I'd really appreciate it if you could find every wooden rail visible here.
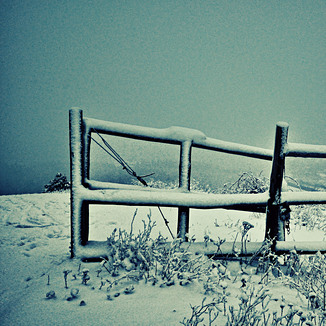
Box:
[69,108,326,259]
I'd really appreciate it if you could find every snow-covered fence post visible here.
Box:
[69,108,89,258]
[265,122,289,248]
[177,140,192,241]
[68,108,326,259]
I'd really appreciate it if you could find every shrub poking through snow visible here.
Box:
[81,269,90,285]
[70,288,79,299]
[104,210,158,275]
[63,270,72,288]
[231,220,254,260]
[292,204,326,234]
[179,245,326,325]
[221,171,268,194]
[180,297,222,326]
[42,208,326,325]
[101,205,326,323]
[280,251,326,311]
[133,172,269,195]
[182,283,326,325]
[40,173,325,323]
[43,173,70,192]
[102,211,213,292]
[45,290,56,299]
[123,285,135,295]
[226,285,271,325]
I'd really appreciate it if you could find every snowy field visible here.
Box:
[0,191,325,325]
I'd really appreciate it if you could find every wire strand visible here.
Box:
[89,130,174,239]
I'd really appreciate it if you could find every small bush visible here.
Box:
[102,211,212,289]
[43,173,70,193]
[221,172,268,194]
[291,204,326,234]
[134,172,268,195]
[281,251,326,311]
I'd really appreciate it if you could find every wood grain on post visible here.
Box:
[69,108,89,257]
[265,122,289,246]
[177,140,192,241]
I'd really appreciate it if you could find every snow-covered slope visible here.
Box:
[0,192,325,325]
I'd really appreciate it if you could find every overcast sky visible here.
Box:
[1,0,325,195]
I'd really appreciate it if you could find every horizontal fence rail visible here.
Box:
[84,117,274,160]
[80,188,270,209]
[286,143,326,158]
[69,108,326,259]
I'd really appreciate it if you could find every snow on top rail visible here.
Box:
[78,187,269,209]
[84,117,206,143]
[84,117,273,160]
[286,142,326,158]
[282,191,326,205]
[69,108,326,258]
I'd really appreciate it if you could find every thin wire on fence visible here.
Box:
[89,129,175,239]
[69,108,326,258]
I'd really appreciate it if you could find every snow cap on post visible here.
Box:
[276,121,289,128]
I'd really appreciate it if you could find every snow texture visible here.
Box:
[80,188,270,208]
[70,108,326,258]
[71,108,276,257]
[85,117,207,143]
[0,192,325,325]
[286,142,326,158]
[282,191,326,205]
[196,137,273,160]
[84,116,273,160]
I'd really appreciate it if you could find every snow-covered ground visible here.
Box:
[0,192,325,325]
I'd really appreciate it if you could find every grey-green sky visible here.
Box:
[1,0,325,195]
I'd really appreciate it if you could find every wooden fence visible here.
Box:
[69,108,326,259]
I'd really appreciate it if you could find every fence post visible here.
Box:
[84,124,91,180]
[265,122,289,248]
[69,108,89,257]
[177,140,192,241]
